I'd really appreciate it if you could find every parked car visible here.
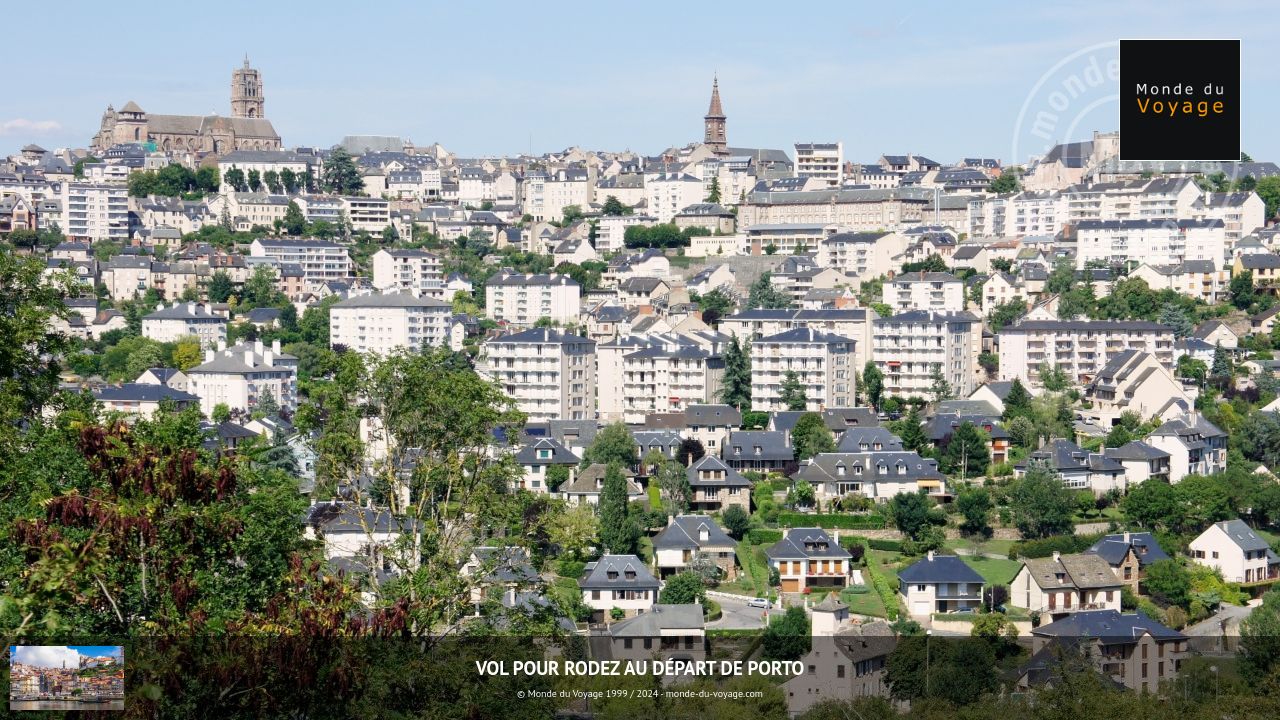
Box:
[747,597,772,610]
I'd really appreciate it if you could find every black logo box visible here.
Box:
[1119,39,1240,161]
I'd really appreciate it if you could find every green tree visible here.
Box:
[599,463,640,554]
[1231,270,1257,310]
[171,337,204,372]
[719,336,752,410]
[747,272,793,309]
[656,460,692,513]
[762,606,811,661]
[223,167,247,192]
[721,505,750,539]
[263,169,282,193]
[694,288,734,326]
[792,412,835,460]
[247,169,262,192]
[283,201,307,235]
[705,176,722,203]
[988,173,1020,193]
[241,265,282,308]
[1008,415,1038,449]
[956,487,993,538]
[928,366,953,403]
[322,147,364,194]
[659,571,707,605]
[280,167,298,193]
[1122,478,1180,531]
[988,298,1026,332]
[584,422,637,467]
[0,253,71,432]
[1211,343,1233,378]
[897,405,928,453]
[1239,410,1280,469]
[1241,588,1280,687]
[940,421,990,478]
[787,480,816,509]
[862,361,884,410]
[779,371,808,411]
[601,195,630,216]
[1158,303,1194,338]
[548,502,599,559]
[1010,463,1075,538]
[1003,378,1033,421]
[889,491,932,540]
[211,402,231,424]
[1256,176,1280,218]
[1143,559,1192,609]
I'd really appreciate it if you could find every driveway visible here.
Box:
[708,594,781,629]
[1183,603,1254,655]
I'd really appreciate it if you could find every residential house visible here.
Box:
[1144,412,1227,482]
[793,450,945,504]
[458,546,542,616]
[608,604,706,665]
[1084,350,1190,428]
[765,527,852,593]
[1086,532,1171,591]
[1103,441,1172,488]
[1016,439,1126,496]
[651,515,737,579]
[1020,610,1187,694]
[513,438,580,494]
[1010,552,1124,618]
[925,414,1011,465]
[684,404,742,454]
[303,501,420,601]
[1234,252,1280,293]
[685,455,751,513]
[93,383,200,419]
[783,603,894,715]
[721,430,795,475]
[579,555,660,621]
[558,463,644,506]
[135,367,189,392]
[1189,519,1280,584]
[898,551,985,616]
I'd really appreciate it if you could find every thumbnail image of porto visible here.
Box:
[9,645,124,711]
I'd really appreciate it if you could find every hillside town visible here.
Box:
[8,49,1280,720]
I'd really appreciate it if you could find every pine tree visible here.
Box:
[1157,303,1193,338]
[706,177,722,204]
[1003,378,1032,421]
[928,366,953,403]
[779,371,807,411]
[862,361,884,410]
[1211,342,1233,378]
[720,337,752,410]
[323,147,364,195]
[599,462,639,554]
[898,405,927,452]
[747,273,792,310]
[283,201,307,236]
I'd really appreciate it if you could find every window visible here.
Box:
[837,665,846,679]
[916,584,926,592]
[592,590,600,600]
[1212,551,1219,559]
[624,639,633,649]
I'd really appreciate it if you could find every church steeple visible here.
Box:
[704,75,727,155]
[231,57,265,119]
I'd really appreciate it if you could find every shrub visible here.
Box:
[557,559,586,579]
[610,607,625,620]
[1008,533,1102,560]
[748,528,783,545]
[868,538,904,553]
[776,512,887,529]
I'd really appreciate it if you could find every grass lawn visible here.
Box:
[638,536,654,564]
[944,536,1015,558]
[961,556,1022,585]
[718,539,771,597]
[840,586,888,617]
[648,485,661,510]
[550,577,579,606]
[1073,506,1125,524]
[666,253,696,268]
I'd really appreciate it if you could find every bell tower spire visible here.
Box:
[704,75,727,155]
[231,57,265,119]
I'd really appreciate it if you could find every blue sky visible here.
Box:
[3,1,1275,163]
[10,645,122,668]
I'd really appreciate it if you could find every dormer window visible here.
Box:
[537,449,551,459]
[897,463,906,475]
[836,463,846,476]
[854,465,863,475]
[624,570,636,579]
[754,445,762,455]
[877,464,887,475]
[607,570,619,580]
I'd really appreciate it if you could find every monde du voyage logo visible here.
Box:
[1120,39,1240,161]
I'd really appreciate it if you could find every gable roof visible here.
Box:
[764,528,852,560]
[608,604,704,637]
[578,554,660,589]
[1032,610,1183,644]
[898,554,984,584]
[1087,532,1170,567]
[686,455,752,487]
[651,515,736,550]
[1020,553,1121,591]
[514,438,580,466]
[1203,519,1272,552]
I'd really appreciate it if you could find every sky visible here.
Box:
[10,646,123,669]
[2,1,1276,164]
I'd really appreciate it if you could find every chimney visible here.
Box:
[272,339,281,353]
[927,550,934,562]
[244,350,254,367]
[255,339,264,354]
[217,339,227,351]
[1052,551,1061,562]
[1123,531,1131,544]
[186,302,196,315]
[832,529,840,544]
[156,303,164,311]
[204,350,214,363]
[667,514,675,527]
[263,350,275,367]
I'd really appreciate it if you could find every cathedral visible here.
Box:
[91,58,282,156]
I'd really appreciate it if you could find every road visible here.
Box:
[1183,603,1255,655]
[708,594,782,629]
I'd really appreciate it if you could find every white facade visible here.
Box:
[61,182,129,240]
[1075,219,1226,270]
[645,172,705,223]
[187,339,298,416]
[480,328,596,422]
[141,302,227,348]
[750,328,855,411]
[371,248,444,298]
[794,142,844,187]
[872,311,979,399]
[485,270,581,326]
[998,319,1175,389]
[249,238,353,284]
[329,292,451,355]
[885,272,965,313]
[1189,520,1280,584]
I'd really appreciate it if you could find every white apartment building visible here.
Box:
[619,337,725,424]
[738,186,942,233]
[292,194,343,226]
[187,339,298,416]
[751,328,855,411]
[485,270,581,326]
[595,214,658,254]
[1064,178,1201,224]
[141,302,227,348]
[217,150,315,193]
[522,168,590,223]
[61,182,128,240]
[249,238,353,285]
[1193,191,1265,247]
[998,318,1176,389]
[597,332,725,422]
[343,195,392,233]
[481,328,596,422]
[645,172,705,223]
[872,311,979,399]
[1075,218,1226,270]
[817,231,910,280]
[328,292,451,355]
[967,191,1065,238]
[794,142,844,187]
[885,272,965,313]
[370,248,444,298]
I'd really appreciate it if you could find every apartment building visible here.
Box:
[329,292,451,354]
[187,339,298,416]
[1023,611,1187,694]
[484,270,581,326]
[1063,177,1201,223]
[481,328,596,422]
[618,337,725,424]
[595,214,657,254]
[1145,412,1228,482]
[750,328,855,411]
[997,318,1175,389]
[141,302,227,348]
[1075,218,1226,270]
[817,231,910,280]
[249,237,353,285]
[61,182,128,240]
[885,272,965,313]
[794,142,844,187]
[522,168,590,223]
[370,248,444,298]
[720,308,877,371]
[343,195,392,233]
[1131,260,1230,303]
[872,310,979,398]
[1084,350,1190,427]
[967,191,1065,238]
[737,187,941,233]
[645,172,704,222]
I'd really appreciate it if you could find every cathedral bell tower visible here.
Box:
[231,56,265,119]
[704,75,728,155]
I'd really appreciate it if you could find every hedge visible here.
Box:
[867,538,904,553]
[775,512,888,530]
[557,559,586,579]
[748,528,783,545]
[849,536,899,620]
[1008,532,1104,560]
